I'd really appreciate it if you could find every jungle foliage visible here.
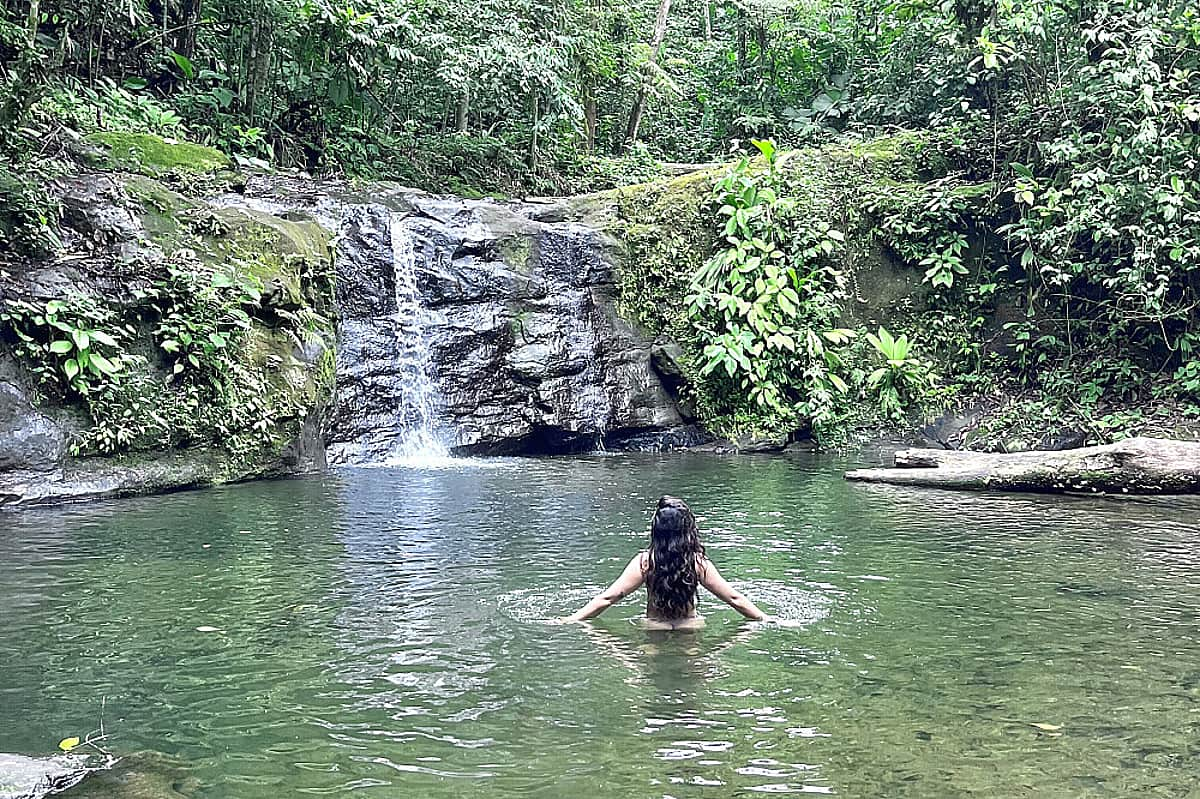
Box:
[1,0,1198,445]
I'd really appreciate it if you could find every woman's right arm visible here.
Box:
[698,558,767,621]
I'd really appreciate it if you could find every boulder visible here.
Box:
[0,171,336,507]
[324,197,695,459]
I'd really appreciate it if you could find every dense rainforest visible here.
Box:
[0,0,1198,450]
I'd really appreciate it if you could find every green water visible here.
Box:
[2,454,1200,797]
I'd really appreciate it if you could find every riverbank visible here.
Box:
[3,130,1198,507]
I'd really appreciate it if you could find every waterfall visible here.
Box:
[385,214,452,464]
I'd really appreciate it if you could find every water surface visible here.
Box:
[2,454,1199,797]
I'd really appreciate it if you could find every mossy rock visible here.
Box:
[202,206,333,311]
[85,132,230,177]
[122,175,199,247]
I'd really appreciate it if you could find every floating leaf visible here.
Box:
[1030,722,1062,732]
[58,737,80,751]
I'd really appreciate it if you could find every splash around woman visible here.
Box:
[563,496,769,629]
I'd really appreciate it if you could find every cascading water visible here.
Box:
[385,214,452,464]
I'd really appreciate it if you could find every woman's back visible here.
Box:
[642,506,704,621]
[562,495,768,626]
[643,550,705,629]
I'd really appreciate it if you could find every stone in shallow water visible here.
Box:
[0,753,93,799]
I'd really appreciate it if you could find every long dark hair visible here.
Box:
[644,495,706,619]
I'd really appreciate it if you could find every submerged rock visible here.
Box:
[0,752,103,799]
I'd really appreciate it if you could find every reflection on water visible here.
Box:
[1,454,1200,797]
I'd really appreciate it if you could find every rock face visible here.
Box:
[323,192,699,459]
[0,151,699,505]
[0,164,336,508]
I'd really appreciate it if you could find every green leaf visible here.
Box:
[49,339,73,354]
[751,139,776,161]
[63,359,80,380]
[91,330,119,347]
[90,353,119,375]
[169,50,196,79]
[72,330,90,350]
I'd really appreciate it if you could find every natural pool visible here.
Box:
[2,454,1199,797]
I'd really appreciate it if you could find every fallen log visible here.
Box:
[844,436,1200,494]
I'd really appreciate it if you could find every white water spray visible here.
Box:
[386,214,452,465]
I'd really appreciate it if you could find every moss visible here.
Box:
[244,325,328,404]
[498,235,534,272]
[85,132,230,177]
[199,207,333,310]
[122,175,196,247]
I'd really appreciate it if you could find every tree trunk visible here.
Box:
[26,0,40,43]
[584,88,597,152]
[621,0,671,150]
[527,92,539,171]
[175,0,203,60]
[736,6,747,80]
[843,437,1200,495]
[455,90,469,132]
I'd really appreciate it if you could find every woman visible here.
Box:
[563,496,768,628]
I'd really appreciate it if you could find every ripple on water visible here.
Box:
[344,455,526,471]
[494,581,831,627]
[494,586,602,623]
[732,581,833,625]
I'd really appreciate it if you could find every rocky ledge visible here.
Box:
[0,136,701,506]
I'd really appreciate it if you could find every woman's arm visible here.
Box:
[698,558,767,621]
[564,554,646,622]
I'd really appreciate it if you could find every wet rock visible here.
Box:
[77,751,200,799]
[735,433,789,454]
[0,752,104,799]
[917,405,986,449]
[784,438,818,453]
[326,199,693,460]
[1037,428,1088,451]
[0,169,697,503]
[0,171,335,507]
[649,339,686,384]
[0,377,68,471]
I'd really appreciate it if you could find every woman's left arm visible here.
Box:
[563,554,645,622]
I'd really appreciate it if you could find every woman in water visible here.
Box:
[563,496,768,628]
